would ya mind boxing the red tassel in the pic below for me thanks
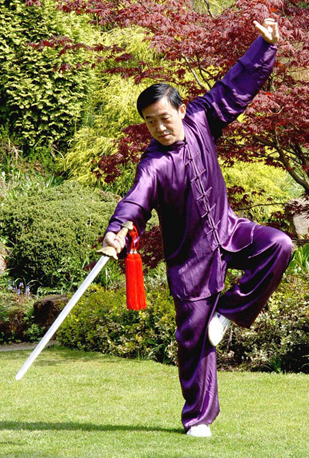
[125,226,147,310]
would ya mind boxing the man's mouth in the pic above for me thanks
[160,132,171,138]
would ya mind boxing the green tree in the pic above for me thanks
[58,27,160,195]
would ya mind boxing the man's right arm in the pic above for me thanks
[102,160,157,255]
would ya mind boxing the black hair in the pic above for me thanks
[136,83,183,119]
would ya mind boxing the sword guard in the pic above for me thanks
[97,245,118,259]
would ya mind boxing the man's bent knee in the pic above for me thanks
[275,231,293,259]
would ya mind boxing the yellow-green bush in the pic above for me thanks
[221,161,302,223]
[59,75,146,191]
[58,27,163,193]
[0,0,98,152]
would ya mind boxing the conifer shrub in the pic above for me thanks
[0,181,118,291]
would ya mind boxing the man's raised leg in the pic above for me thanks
[216,225,292,329]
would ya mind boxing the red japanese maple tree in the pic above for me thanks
[44,0,309,200]
[28,0,309,198]
[27,0,309,255]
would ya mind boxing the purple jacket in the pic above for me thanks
[107,36,277,301]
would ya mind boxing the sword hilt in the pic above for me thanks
[97,221,134,259]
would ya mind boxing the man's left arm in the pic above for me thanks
[195,18,279,139]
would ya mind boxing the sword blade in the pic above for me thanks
[16,255,110,381]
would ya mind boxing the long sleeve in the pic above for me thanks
[188,36,277,139]
[106,158,158,239]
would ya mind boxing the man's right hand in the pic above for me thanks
[103,231,126,255]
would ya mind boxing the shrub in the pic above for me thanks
[218,272,309,373]
[0,0,97,152]
[289,243,309,276]
[58,267,309,372]
[221,161,302,224]
[57,284,177,364]
[0,181,118,291]
[0,131,62,203]
[0,287,39,344]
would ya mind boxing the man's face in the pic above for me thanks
[142,96,186,146]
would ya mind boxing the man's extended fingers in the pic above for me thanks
[253,20,264,33]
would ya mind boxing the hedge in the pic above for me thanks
[0,181,118,291]
[57,284,177,365]
[218,273,309,373]
[56,272,309,372]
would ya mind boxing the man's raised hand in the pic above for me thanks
[254,18,280,45]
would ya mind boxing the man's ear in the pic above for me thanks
[179,103,186,119]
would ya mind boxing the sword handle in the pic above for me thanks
[97,221,134,259]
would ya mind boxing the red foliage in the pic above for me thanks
[95,123,151,183]
[139,225,164,270]
[32,0,309,196]
[53,0,309,197]
[28,0,309,256]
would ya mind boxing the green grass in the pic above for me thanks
[0,347,308,458]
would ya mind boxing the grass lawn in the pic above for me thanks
[0,346,308,458]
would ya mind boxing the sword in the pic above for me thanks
[15,221,133,381]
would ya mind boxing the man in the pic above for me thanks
[103,18,292,437]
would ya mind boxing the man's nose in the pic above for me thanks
[157,123,166,132]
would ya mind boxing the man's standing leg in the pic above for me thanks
[175,294,221,436]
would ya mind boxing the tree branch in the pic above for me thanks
[203,0,214,17]
[274,131,309,195]
[252,134,277,149]
[182,54,207,89]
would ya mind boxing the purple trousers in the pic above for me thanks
[174,225,292,431]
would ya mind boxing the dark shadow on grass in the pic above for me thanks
[0,421,183,435]
[1,346,151,364]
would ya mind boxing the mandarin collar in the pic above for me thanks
[152,138,187,152]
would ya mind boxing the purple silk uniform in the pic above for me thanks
[107,36,277,300]
[106,36,292,430]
